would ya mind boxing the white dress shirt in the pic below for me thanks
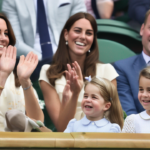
[34,0,57,59]
[142,51,150,64]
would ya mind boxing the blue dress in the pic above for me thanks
[64,116,121,133]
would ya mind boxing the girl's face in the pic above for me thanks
[81,83,111,121]
[0,18,9,57]
[64,18,94,58]
[138,76,150,115]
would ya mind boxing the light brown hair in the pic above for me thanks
[85,77,124,129]
[47,12,99,86]
[139,66,150,80]
[144,9,150,25]
[0,13,20,87]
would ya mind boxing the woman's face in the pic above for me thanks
[64,18,94,58]
[0,18,9,57]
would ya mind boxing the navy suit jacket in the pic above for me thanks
[113,53,146,115]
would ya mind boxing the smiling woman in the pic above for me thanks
[0,13,44,132]
[39,12,119,132]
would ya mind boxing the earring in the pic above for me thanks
[88,49,91,53]
[66,41,68,45]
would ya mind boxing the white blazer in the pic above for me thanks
[2,0,86,59]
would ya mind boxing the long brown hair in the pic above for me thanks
[85,77,124,129]
[0,13,20,87]
[47,12,99,86]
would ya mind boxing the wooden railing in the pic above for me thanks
[0,132,150,149]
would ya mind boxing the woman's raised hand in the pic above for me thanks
[67,61,83,95]
[17,52,38,81]
[0,46,16,77]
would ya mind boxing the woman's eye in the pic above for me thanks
[4,33,8,36]
[86,32,92,36]
[75,30,80,33]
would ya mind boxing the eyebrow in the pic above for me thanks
[74,27,93,32]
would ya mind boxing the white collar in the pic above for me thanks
[139,110,150,120]
[81,116,109,127]
[142,51,150,64]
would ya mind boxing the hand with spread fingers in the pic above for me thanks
[0,46,16,78]
[17,52,38,81]
[62,61,83,104]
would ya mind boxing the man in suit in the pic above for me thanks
[2,0,86,81]
[114,9,150,116]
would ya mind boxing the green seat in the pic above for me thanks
[97,39,136,63]
[96,19,138,33]
[96,19,142,54]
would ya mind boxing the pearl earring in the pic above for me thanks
[88,49,91,53]
[66,41,68,45]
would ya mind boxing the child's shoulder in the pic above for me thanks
[109,122,121,133]
[64,118,81,133]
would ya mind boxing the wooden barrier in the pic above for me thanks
[0,132,150,149]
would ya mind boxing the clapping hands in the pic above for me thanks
[62,61,83,103]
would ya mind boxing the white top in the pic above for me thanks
[34,0,57,60]
[64,116,121,133]
[122,110,150,133]
[0,72,42,132]
[39,63,119,120]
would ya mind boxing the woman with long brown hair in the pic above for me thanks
[0,13,44,131]
[39,12,118,131]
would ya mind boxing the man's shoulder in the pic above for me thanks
[114,54,139,67]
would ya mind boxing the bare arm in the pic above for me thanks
[40,80,61,129]
[58,62,83,131]
[17,52,44,122]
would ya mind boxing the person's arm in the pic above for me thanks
[40,80,61,128]
[17,52,44,122]
[58,62,83,131]
[70,0,87,16]
[0,46,16,96]
[96,0,114,19]
[113,62,138,115]
[2,0,41,59]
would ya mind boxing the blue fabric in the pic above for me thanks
[113,53,146,116]
[37,0,53,60]
[64,116,120,133]
[128,0,150,24]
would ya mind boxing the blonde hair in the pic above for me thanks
[85,77,124,129]
[139,66,150,80]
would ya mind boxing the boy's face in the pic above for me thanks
[138,76,150,114]
[81,83,110,121]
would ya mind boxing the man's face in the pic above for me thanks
[140,15,150,56]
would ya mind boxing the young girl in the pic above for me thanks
[122,66,150,133]
[63,66,123,132]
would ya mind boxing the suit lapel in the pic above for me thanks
[133,53,146,74]
[24,0,36,37]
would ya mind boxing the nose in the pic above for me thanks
[0,33,6,41]
[79,31,86,39]
[142,91,148,97]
